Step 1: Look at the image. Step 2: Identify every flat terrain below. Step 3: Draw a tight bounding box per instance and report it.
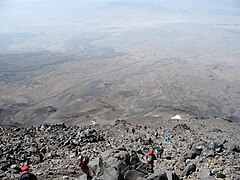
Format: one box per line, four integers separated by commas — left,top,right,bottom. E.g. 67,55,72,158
1,24,240,126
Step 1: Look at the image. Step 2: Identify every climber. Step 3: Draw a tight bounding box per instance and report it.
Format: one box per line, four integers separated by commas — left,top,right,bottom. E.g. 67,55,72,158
165,135,171,142
144,123,147,131
148,137,153,145
159,144,164,159
19,165,38,180
154,130,158,138
146,147,157,173
132,127,135,134
155,146,161,158
77,151,92,180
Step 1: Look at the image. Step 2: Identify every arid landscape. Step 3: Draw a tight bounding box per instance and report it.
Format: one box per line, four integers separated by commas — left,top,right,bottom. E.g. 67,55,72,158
1,1,240,126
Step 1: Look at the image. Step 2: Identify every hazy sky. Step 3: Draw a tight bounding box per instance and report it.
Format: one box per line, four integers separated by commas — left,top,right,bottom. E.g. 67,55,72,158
0,0,239,53
1,0,240,33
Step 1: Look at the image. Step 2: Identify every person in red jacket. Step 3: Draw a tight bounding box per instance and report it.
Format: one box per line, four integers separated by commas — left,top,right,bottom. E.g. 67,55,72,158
146,147,157,173
19,165,37,180
77,151,92,180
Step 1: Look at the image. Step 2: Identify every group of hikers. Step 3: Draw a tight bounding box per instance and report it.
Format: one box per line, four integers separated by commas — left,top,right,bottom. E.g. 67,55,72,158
128,124,171,174
147,143,165,173
18,124,170,180
75,144,166,179
75,124,170,179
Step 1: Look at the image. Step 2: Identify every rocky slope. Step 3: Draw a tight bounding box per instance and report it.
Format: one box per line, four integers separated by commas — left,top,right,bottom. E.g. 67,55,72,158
0,118,239,180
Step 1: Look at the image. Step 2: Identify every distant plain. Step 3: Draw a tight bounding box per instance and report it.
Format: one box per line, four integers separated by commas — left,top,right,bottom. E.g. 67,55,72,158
0,0,240,126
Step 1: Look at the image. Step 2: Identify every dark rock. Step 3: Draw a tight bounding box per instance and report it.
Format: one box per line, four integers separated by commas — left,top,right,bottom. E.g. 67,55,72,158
185,150,199,159
136,162,150,174
34,106,58,115
136,149,144,155
181,163,196,177
130,151,140,165
173,124,191,131
224,115,240,123
216,172,226,179
211,128,222,133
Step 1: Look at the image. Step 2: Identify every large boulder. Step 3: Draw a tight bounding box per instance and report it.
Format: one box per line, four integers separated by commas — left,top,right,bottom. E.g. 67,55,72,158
224,142,240,152
88,158,103,176
136,162,150,174
147,170,165,180
124,170,146,180
101,166,120,180
130,151,140,166
101,150,130,179
147,170,179,180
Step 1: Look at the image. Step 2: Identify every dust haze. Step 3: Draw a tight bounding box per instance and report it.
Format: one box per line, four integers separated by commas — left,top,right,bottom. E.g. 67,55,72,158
1,0,240,126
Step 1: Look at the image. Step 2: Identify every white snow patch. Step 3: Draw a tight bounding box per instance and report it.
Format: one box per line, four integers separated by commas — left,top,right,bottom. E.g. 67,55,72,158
172,115,181,120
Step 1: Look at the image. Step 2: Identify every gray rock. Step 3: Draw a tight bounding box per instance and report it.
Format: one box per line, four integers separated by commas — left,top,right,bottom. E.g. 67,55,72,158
165,170,180,180
114,151,130,164
124,170,145,180
224,142,240,152
78,174,87,180
88,158,103,176
201,149,214,157
199,167,211,179
194,142,208,151
201,177,216,180
101,166,120,180
146,170,165,180
235,175,240,180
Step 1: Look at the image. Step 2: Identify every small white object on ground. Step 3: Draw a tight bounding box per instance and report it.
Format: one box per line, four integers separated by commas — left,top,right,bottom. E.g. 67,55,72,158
92,121,96,125
171,115,181,120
